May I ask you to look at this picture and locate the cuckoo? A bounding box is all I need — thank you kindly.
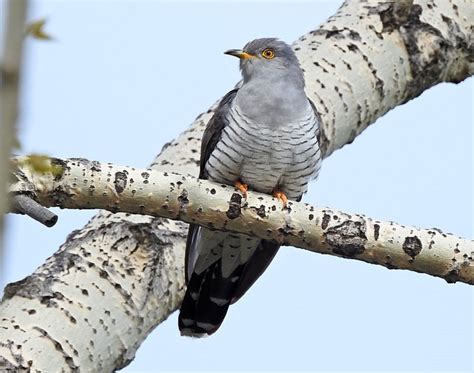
[179,38,322,337]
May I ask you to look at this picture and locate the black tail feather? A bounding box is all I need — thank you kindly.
[178,260,243,337]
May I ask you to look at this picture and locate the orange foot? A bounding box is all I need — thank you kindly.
[234,180,248,199]
[272,189,288,208]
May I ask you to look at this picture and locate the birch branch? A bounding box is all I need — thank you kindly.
[8,156,474,285]
[1,0,472,371]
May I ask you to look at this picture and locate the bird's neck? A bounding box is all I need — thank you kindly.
[235,76,309,127]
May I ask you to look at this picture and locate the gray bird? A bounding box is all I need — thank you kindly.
[179,38,321,337]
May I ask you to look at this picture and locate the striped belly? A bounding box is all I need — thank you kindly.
[239,131,293,194]
[205,106,321,201]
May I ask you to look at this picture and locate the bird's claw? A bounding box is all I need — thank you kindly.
[272,189,288,208]
[234,180,248,199]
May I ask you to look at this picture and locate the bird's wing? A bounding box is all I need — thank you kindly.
[230,239,280,304]
[199,88,239,178]
[184,88,238,283]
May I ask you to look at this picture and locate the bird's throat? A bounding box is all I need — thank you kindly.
[235,80,309,127]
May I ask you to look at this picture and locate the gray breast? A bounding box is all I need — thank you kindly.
[205,101,321,201]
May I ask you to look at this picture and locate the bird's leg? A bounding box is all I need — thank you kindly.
[272,189,288,208]
[234,180,248,199]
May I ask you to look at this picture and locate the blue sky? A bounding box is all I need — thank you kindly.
[2,1,473,372]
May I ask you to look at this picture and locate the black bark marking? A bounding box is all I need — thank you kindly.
[445,268,459,284]
[368,1,413,33]
[256,205,266,218]
[207,222,216,230]
[384,255,398,269]
[0,340,27,369]
[89,160,102,173]
[347,43,359,52]
[226,193,242,219]
[177,189,189,207]
[402,236,422,258]
[114,171,128,194]
[452,3,459,16]
[321,213,331,230]
[3,253,83,301]
[314,27,361,41]
[397,4,470,99]
[33,327,79,371]
[322,57,336,69]
[374,223,380,241]
[46,186,74,207]
[313,61,329,73]
[108,222,176,313]
[345,42,384,98]
[324,220,367,257]
[99,269,109,279]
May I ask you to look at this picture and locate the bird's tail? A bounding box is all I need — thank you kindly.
[178,259,243,337]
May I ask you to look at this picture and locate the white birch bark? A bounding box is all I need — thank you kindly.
[8,156,474,285]
[1,0,472,371]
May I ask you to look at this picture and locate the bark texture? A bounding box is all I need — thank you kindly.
[1,0,473,371]
[8,156,474,285]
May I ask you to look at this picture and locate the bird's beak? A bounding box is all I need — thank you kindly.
[224,49,255,60]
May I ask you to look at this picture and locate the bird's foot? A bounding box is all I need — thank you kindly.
[234,180,248,199]
[272,189,288,208]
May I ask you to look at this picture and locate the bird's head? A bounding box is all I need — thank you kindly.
[225,38,303,85]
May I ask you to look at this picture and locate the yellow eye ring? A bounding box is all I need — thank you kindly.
[261,48,275,59]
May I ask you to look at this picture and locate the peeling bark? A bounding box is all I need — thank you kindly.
[1,0,473,371]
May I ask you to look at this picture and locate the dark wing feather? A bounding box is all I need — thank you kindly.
[199,88,239,178]
[231,240,280,304]
[184,224,200,283]
[184,89,239,283]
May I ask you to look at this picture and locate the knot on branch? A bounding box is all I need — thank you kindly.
[3,274,55,302]
[226,193,242,219]
[114,171,128,194]
[370,0,414,33]
[402,236,422,259]
[324,220,367,258]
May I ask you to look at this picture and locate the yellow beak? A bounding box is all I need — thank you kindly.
[224,49,255,60]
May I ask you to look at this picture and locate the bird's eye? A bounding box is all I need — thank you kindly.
[261,48,275,59]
